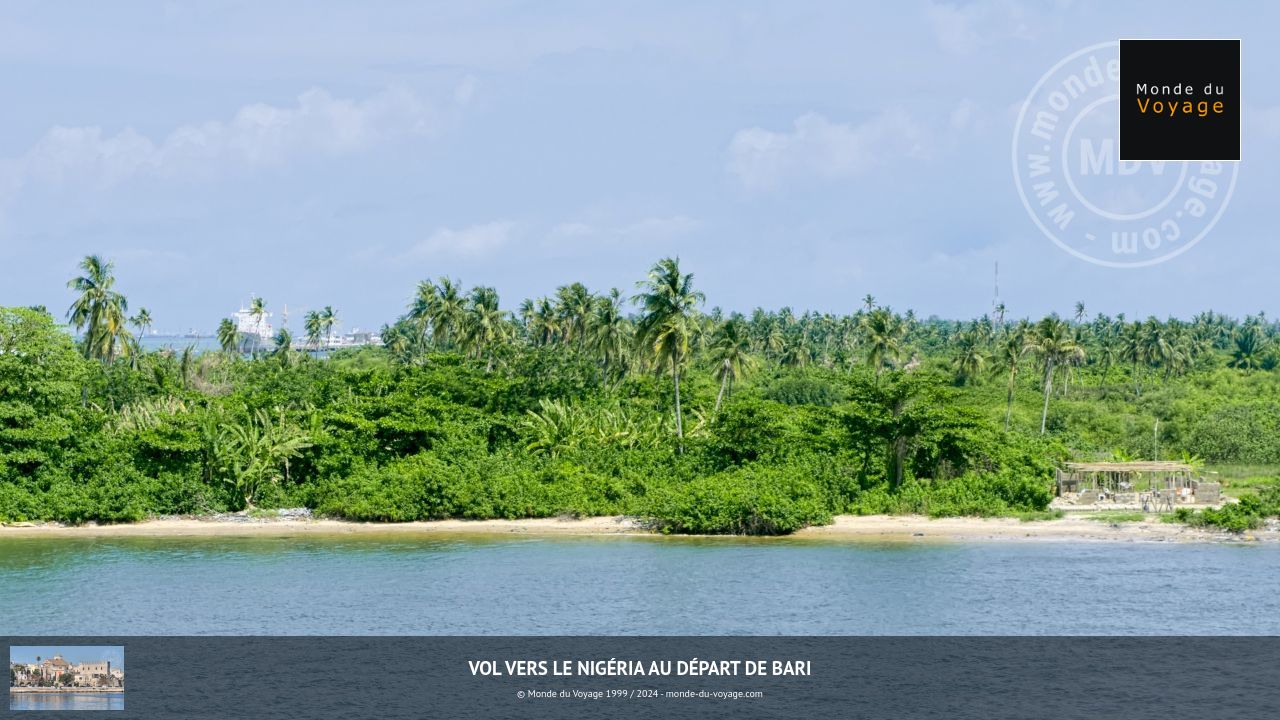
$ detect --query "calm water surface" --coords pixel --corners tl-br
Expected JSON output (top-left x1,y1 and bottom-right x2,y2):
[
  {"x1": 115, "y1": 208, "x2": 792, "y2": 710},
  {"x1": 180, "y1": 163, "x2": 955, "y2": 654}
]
[
  {"x1": 9, "y1": 692, "x2": 125, "y2": 711},
  {"x1": 1, "y1": 535, "x2": 1277, "y2": 635}
]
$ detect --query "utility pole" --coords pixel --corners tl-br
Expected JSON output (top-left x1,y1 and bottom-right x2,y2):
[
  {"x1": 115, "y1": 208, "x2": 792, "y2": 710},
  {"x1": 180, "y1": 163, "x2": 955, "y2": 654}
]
[{"x1": 992, "y1": 261, "x2": 1000, "y2": 315}]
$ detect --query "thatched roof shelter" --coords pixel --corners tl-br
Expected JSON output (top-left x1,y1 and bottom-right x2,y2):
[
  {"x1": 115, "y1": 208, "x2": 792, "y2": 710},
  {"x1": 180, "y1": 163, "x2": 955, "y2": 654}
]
[
  {"x1": 1063, "y1": 461, "x2": 1192, "y2": 473},
  {"x1": 1056, "y1": 460, "x2": 1199, "y2": 498}
]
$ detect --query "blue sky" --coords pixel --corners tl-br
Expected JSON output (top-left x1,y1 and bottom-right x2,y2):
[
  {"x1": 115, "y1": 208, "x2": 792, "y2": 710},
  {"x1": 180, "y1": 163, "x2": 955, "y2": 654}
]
[
  {"x1": 0, "y1": 1, "x2": 1276, "y2": 333},
  {"x1": 10, "y1": 646, "x2": 124, "y2": 669}
]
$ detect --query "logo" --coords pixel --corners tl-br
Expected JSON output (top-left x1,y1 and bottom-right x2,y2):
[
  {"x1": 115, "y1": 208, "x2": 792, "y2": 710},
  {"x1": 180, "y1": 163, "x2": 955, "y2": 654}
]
[
  {"x1": 1119, "y1": 39, "x2": 1240, "y2": 161},
  {"x1": 1012, "y1": 41, "x2": 1238, "y2": 268}
]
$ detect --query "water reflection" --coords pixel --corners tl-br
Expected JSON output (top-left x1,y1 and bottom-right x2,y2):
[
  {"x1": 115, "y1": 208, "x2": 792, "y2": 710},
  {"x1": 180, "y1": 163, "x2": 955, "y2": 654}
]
[{"x1": 9, "y1": 692, "x2": 125, "y2": 711}]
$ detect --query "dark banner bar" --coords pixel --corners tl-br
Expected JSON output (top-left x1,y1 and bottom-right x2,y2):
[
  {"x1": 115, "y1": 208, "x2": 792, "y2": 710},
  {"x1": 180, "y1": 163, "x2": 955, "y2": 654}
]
[{"x1": 5, "y1": 636, "x2": 1279, "y2": 719}]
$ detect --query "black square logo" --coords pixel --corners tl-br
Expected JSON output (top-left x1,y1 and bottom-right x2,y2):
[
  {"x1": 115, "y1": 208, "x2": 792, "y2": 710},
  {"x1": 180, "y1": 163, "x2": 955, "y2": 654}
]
[{"x1": 1120, "y1": 39, "x2": 1240, "y2": 161}]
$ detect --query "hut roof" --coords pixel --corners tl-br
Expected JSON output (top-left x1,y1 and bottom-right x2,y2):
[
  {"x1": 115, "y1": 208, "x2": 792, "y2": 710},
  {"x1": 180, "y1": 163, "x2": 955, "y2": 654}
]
[{"x1": 1063, "y1": 461, "x2": 1193, "y2": 473}]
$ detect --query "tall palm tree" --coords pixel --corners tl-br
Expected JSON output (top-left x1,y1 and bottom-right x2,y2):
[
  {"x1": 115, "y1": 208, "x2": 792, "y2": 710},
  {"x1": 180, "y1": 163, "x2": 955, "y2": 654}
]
[
  {"x1": 1119, "y1": 321, "x2": 1149, "y2": 395},
  {"x1": 66, "y1": 254, "x2": 131, "y2": 362},
  {"x1": 431, "y1": 278, "x2": 466, "y2": 349},
  {"x1": 217, "y1": 318, "x2": 240, "y2": 354},
  {"x1": 462, "y1": 286, "x2": 511, "y2": 370},
  {"x1": 130, "y1": 307, "x2": 153, "y2": 337},
  {"x1": 522, "y1": 297, "x2": 557, "y2": 346},
  {"x1": 408, "y1": 279, "x2": 437, "y2": 346},
  {"x1": 1025, "y1": 316, "x2": 1084, "y2": 434},
  {"x1": 303, "y1": 310, "x2": 324, "y2": 351},
  {"x1": 320, "y1": 306, "x2": 338, "y2": 348},
  {"x1": 952, "y1": 329, "x2": 988, "y2": 385},
  {"x1": 248, "y1": 297, "x2": 267, "y2": 353},
  {"x1": 997, "y1": 322, "x2": 1029, "y2": 430},
  {"x1": 633, "y1": 257, "x2": 704, "y2": 447},
  {"x1": 555, "y1": 282, "x2": 595, "y2": 346},
  {"x1": 859, "y1": 307, "x2": 905, "y2": 382},
  {"x1": 588, "y1": 289, "x2": 629, "y2": 379},
  {"x1": 709, "y1": 318, "x2": 756, "y2": 413},
  {"x1": 762, "y1": 322, "x2": 785, "y2": 359}
]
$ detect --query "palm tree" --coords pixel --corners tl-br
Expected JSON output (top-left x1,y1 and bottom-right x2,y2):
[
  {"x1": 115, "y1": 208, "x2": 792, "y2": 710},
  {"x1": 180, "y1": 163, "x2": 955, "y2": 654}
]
[
  {"x1": 1025, "y1": 316, "x2": 1084, "y2": 434},
  {"x1": 130, "y1": 307, "x2": 153, "y2": 337},
  {"x1": 217, "y1": 318, "x2": 240, "y2": 354},
  {"x1": 248, "y1": 297, "x2": 267, "y2": 353},
  {"x1": 408, "y1": 279, "x2": 437, "y2": 345},
  {"x1": 633, "y1": 257, "x2": 704, "y2": 447},
  {"x1": 1228, "y1": 324, "x2": 1270, "y2": 370},
  {"x1": 1119, "y1": 321, "x2": 1149, "y2": 395},
  {"x1": 303, "y1": 310, "x2": 324, "y2": 351},
  {"x1": 554, "y1": 282, "x2": 595, "y2": 346},
  {"x1": 431, "y1": 278, "x2": 466, "y2": 348},
  {"x1": 66, "y1": 254, "x2": 132, "y2": 362},
  {"x1": 462, "y1": 286, "x2": 511, "y2": 370},
  {"x1": 526, "y1": 297, "x2": 559, "y2": 346},
  {"x1": 997, "y1": 322, "x2": 1028, "y2": 430},
  {"x1": 709, "y1": 318, "x2": 756, "y2": 413},
  {"x1": 778, "y1": 338, "x2": 810, "y2": 368},
  {"x1": 271, "y1": 328, "x2": 296, "y2": 366},
  {"x1": 320, "y1": 306, "x2": 338, "y2": 348},
  {"x1": 1094, "y1": 321, "x2": 1120, "y2": 388},
  {"x1": 952, "y1": 329, "x2": 988, "y2": 385},
  {"x1": 588, "y1": 289, "x2": 629, "y2": 379},
  {"x1": 859, "y1": 307, "x2": 905, "y2": 382}
]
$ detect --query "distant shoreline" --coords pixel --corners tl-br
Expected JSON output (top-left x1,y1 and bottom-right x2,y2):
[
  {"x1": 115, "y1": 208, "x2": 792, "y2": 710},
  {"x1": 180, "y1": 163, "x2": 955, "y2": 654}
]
[
  {"x1": 9, "y1": 687, "x2": 124, "y2": 694},
  {"x1": 1, "y1": 514, "x2": 1274, "y2": 543}
]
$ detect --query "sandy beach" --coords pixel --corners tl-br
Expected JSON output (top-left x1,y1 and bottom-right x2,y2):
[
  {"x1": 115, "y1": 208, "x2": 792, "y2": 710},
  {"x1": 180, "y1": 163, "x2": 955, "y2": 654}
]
[{"x1": 0, "y1": 513, "x2": 1274, "y2": 543}]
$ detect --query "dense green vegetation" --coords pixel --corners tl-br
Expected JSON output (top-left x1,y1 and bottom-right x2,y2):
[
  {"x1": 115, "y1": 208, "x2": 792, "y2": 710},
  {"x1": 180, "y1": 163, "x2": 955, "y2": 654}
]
[{"x1": 2, "y1": 255, "x2": 1280, "y2": 533}]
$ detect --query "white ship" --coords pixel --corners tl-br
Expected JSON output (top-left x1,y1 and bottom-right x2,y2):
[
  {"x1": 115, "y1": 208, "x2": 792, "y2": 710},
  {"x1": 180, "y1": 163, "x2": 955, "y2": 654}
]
[
  {"x1": 228, "y1": 297, "x2": 381, "y2": 351},
  {"x1": 233, "y1": 300, "x2": 274, "y2": 348}
]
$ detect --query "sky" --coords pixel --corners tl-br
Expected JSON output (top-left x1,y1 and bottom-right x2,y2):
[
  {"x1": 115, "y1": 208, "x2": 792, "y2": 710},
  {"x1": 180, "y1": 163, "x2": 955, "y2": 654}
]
[
  {"x1": 0, "y1": 1, "x2": 1277, "y2": 334},
  {"x1": 10, "y1": 646, "x2": 124, "y2": 669}
]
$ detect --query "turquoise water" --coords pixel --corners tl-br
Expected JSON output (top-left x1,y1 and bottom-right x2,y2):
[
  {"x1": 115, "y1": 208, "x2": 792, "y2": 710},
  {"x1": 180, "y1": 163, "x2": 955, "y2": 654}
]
[
  {"x1": 1, "y1": 535, "x2": 1278, "y2": 635},
  {"x1": 9, "y1": 692, "x2": 125, "y2": 711},
  {"x1": 137, "y1": 336, "x2": 220, "y2": 353}
]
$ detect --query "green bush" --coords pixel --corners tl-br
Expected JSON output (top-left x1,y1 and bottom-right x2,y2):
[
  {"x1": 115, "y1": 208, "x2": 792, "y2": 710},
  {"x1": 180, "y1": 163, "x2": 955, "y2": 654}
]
[
  {"x1": 314, "y1": 454, "x2": 460, "y2": 521},
  {"x1": 644, "y1": 464, "x2": 832, "y2": 535},
  {"x1": 848, "y1": 471, "x2": 1053, "y2": 518},
  {"x1": 1176, "y1": 492, "x2": 1279, "y2": 533},
  {"x1": 762, "y1": 376, "x2": 847, "y2": 407}
]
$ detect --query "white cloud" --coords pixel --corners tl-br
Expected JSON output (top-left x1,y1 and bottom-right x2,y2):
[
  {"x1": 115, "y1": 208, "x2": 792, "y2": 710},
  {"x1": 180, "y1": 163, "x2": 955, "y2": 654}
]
[
  {"x1": 927, "y1": 3, "x2": 983, "y2": 55},
  {"x1": 1247, "y1": 105, "x2": 1280, "y2": 140},
  {"x1": 405, "y1": 221, "x2": 516, "y2": 260},
  {"x1": 4, "y1": 86, "x2": 442, "y2": 194},
  {"x1": 949, "y1": 98, "x2": 978, "y2": 131},
  {"x1": 926, "y1": 1, "x2": 1043, "y2": 55},
  {"x1": 453, "y1": 75, "x2": 478, "y2": 107},
  {"x1": 548, "y1": 214, "x2": 699, "y2": 244},
  {"x1": 726, "y1": 111, "x2": 927, "y2": 191}
]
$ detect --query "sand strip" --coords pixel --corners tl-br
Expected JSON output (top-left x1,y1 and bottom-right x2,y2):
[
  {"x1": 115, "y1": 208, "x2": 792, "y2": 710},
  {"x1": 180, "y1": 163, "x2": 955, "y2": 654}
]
[{"x1": 0, "y1": 514, "x2": 1274, "y2": 543}]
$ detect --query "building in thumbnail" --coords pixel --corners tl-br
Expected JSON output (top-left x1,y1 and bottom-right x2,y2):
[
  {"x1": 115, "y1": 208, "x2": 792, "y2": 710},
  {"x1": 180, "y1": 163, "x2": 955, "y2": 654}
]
[{"x1": 10, "y1": 653, "x2": 123, "y2": 688}]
